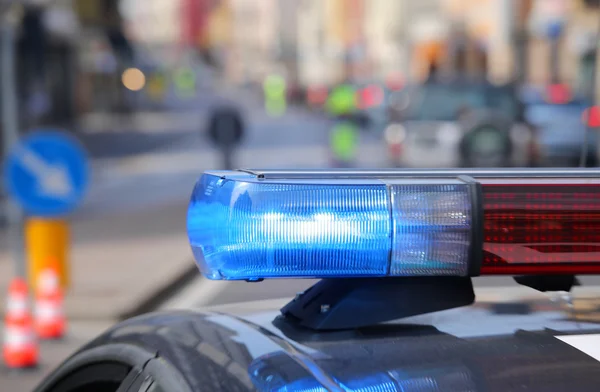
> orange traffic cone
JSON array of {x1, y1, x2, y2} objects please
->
[
  {"x1": 3, "y1": 278, "x2": 38, "y2": 369},
  {"x1": 34, "y1": 262, "x2": 66, "y2": 340}
]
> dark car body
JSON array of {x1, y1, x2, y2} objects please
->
[
  {"x1": 391, "y1": 79, "x2": 523, "y2": 123},
  {"x1": 34, "y1": 290, "x2": 600, "y2": 392},
  {"x1": 385, "y1": 79, "x2": 534, "y2": 167},
  {"x1": 523, "y1": 98, "x2": 599, "y2": 167}
]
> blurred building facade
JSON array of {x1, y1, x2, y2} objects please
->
[
  {"x1": 277, "y1": 0, "x2": 301, "y2": 89},
  {"x1": 438, "y1": 0, "x2": 600, "y2": 97},
  {"x1": 66, "y1": 0, "x2": 600, "y2": 102},
  {"x1": 226, "y1": 0, "x2": 279, "y2": 84},
  {"x1": 73, "y1": 0, "x2": 135, "y2": 113},
  {"x1": 296, "y1": 0, "x2": 340, "y2": 88},
  {"x1": 216, "y1": 0, "x2": 600, "y2": 99},
  {"x1": 123, "y1": 0, "x2": 181, "y2": 46},
  {"x1": 7, "y1": 0, "x2": 600, "y2": 123},
  {"x1": 565, "y1": 0, "x2": 600, "y2": 100},
  {"x1": 442, "y1": 0, "x2": 511, "y2": 81},
  {"x1": 12, "y1": 0, "x2": 81, "y2": 127},
  {"x1": 362, "y1": 0, "x2": 405, "y2": 82}
]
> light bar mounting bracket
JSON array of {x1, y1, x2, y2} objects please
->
[{"x1": 279, "y1": 277, "x2": 475, "y2": 331}]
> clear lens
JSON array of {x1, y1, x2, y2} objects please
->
[{"x1": 390, "y1": 184, "x2": 472, "y2": 276}]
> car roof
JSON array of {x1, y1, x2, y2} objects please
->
[
  {"x1": 526, "y1": 98, "x2": 590, "y2": 107},
  {"x1": 412, "y1": 75, "x2": 516, "y2": 89},
  {"x1": 187, "y1": 286, "x2": 600, "y2": 391}
]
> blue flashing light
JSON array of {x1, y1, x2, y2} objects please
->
[
  {"x1": 250, "y1": 372, "x2": 403, "y2": 392},
  {"x1": 248, "y1": 353, "x2": 399, "y2": 392},
  {"x1": 187, "y1": 172, "x2": 473, "y2": 280},
  {"x1": 341, "y1": 373, "x2": 400, "y2": 391},
  {"x1": 251, "y1": 376, "x2": 326, "y2": 392},
  {"x1": 247, "y1": 351, "x2": 328, "y2": 392}
]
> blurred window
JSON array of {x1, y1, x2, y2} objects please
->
[
  {"x1": 403, "y1": 84, "x2": 518, "y2": 121},
  {"x1": 406, "y1": 85, "x2": 484, "y2": 121},
  {"x1": 488, "y1": 87, "x2": 520, "y2": 120},
  {"x1": 525, "y1": 102, "x2": 587, "y2": 126}
]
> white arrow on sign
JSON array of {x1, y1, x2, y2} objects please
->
[{"x1": 16, "y1": 147, "x2": 75, "y2": 200}]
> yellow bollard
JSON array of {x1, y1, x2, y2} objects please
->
[{"x1": 25, "y1": 218, "x2": 70, "y2": 293}]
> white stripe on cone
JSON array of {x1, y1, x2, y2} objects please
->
[
  {"x1": 38, "y1": 270, "x2": 59, "y2": 294},
  {"x1": 6, "y1": 298, "x2": 28, "y2": 315},
  {"x1": 35, "y1": 300, "x2": 63, "y2": 320},
  {"x1": 3, "y1": 326, "x2": 35, "y2": 347}
]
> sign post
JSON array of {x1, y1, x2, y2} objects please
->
[
  {"x1": 1, "y1": 6, "x2": 26, "y2": 282},
  {"x1": 3, "y1": 131, "x2": 90, "y2": 292}
]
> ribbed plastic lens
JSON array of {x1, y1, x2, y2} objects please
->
[
  {"x1": 187, "y1": 174, "x2": 391, "y2": 279},
  {"x1": 390, "y1": 184, "x2": 472, "y2": 276},
  {"x1": 480, "y1": 180, "x2": 600, "y2": 275},
  {"x1": 187, "y1": 173, "x2": 473, "y2": 280}
]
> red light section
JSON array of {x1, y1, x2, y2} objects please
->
[{"x1": 480, "y1": 180, "x2": 600, "y2": 275}]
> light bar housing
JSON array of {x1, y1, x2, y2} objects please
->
[{"x1": 187, "y1": 169, "x2": 600, "y2": 281}]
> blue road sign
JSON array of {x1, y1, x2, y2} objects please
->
[{"x1": 3, "y1": 131, "x2": 90, "y2": 217}]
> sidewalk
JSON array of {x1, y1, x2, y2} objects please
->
[{"x1": 0, "y1": 199, "x2": 195, "y2": 322}]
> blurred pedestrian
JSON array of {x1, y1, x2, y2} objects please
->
[
  {"x1": 329, "y1": 121, "x2": 358, "y2": 168},
  {"x1": 263, "y1": 74, "x2": 287, "y2": 117},
  {"x1": 207, "y1": 105, "x2": 245, "y2": 170},
  {"x1": 326, "y1": 83, "x2": 357, "y2": 118},
  {"x1": 326, "y1": 83, "x2": 359, "y2": 167}
]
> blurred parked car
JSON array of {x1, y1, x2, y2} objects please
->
[
  {"x1": 523, "y1": 96, "x2": 599, "y2": 167},
  {"x1": 385, "y1": 78, "x2": 536, "y2": 168}
]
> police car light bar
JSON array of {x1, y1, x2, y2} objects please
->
[{"x1": 187, "y1": 169, "x2": 600, "y2": 281}]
